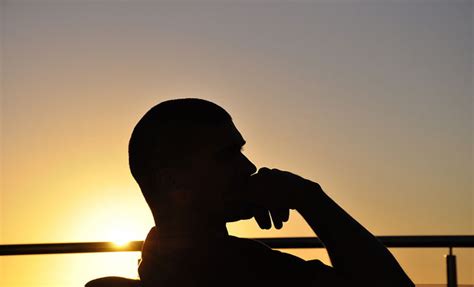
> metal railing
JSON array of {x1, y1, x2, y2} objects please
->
[{"x1": 1, "y1": 235, "x2": 473, "y2": 287}]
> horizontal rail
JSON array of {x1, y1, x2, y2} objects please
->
[
  {"x1": 258, "y1": 235, "x2": 474, "y2": 249},
  {"x1": 0, "y1": 235, "x2": 473, "y2": 256}
]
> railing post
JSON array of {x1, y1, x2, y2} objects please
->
[{"x1": 446, "y1": 247, "x2": 457, "y2": 287}]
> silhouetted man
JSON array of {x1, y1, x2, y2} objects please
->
[{"x1": 128, "y1": 98, "x2": 414, "y2": 287}]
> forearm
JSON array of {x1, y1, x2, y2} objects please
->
[{"x1": 297, "y1": 184, "x2": 414, "y2": 286}]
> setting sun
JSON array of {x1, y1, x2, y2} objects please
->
[
  {"x1": 102, "y1": 225, "x2": 144, "y2": 249},
  {"x1": 107, "y1": 229, "x2": 136, "y2": 248},
  {"x1": 112, "y1": 239, "x2": 130, "y2": 247}
]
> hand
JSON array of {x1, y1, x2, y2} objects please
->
[
  {"x1": 252, "y1": 205, "x2": 289, "y2": 230},
  {"x1": 247, "y1": 167, "x2": 321, "y2": 229},
  {"x1": 223, "y1": 202, "x2": 289, "y2": 230}
]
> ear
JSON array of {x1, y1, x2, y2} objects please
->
[
  {"x1": 161, "y1": 167, "x2": 174, "y2": 185},
  {"x1": 152, "y1": 167, "x2": 177, "y2": 190},
  {"x1": 154, "y1": 167, "x2": 193, "y2": 205},
  {"x1": 168, "y1": 188, "x2": 193, "y2": 206}
]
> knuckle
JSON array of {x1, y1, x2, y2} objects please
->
[{"x1": 313, "y1": 182, "x2": 322, "y2": 190}]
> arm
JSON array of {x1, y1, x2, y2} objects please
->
[
  {"x1": 249, "y1": 167, "x2": 414, "y2": 287},
  {"x1": 297, "y1": 183, "x2": 414, "y2": 286}
]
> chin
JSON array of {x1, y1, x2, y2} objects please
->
[{"x1": 223, "y1": 201, "x2": 254, "y2": 223}]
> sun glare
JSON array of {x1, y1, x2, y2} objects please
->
[
  {"x1": 109, "y1": 229, "x2": 134, "y2": 247},
  {"x1": 113, "y1": 239, "x2": 131, "y2": 247}
]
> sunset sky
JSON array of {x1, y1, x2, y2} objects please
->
[{"x1": 1, "y1": 0, "x2": 472, "y2": 286}]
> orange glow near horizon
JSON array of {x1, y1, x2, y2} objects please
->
[{"x1": 2, "y1": 1, "x2": 472, "y2": 286}]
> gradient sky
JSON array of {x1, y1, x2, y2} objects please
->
[{"x1": 1, "y1": 0, "x2": 472, "y2": 286}]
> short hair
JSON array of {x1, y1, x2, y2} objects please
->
[{"x1": 128, "y1": 98, "x2": 232, "y2": 204}]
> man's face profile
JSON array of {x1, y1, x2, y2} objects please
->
[{"x1": 155, "y1": 120, "x2": 257, "y2": 223}]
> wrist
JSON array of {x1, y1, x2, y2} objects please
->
[{"x1": 294, "y1": 181, "x2": 323, "y2": 210}]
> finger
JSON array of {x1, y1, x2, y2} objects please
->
[
  {"x1": 253, "y1": 208, "x2": 272, "y2": 230},
  {"x1": 270, "y1": 209, "x2": 283, "y2": 230},
  {"x1": 280, "y1": 208, "x2": 290, "y2": 222},
  {"x1": 250, "y1": 168, "x2": 270, "y2": 186},
  {"x1": 249, "y1": 168, "x2": 277, "y2": 199},
  {"x1": 270, "y1": 208, "x2": 290, "y2": 229}
]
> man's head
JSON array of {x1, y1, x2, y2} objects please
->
[{"x1": 128, "y1": 98, "x2": 257, "y2": 223}]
